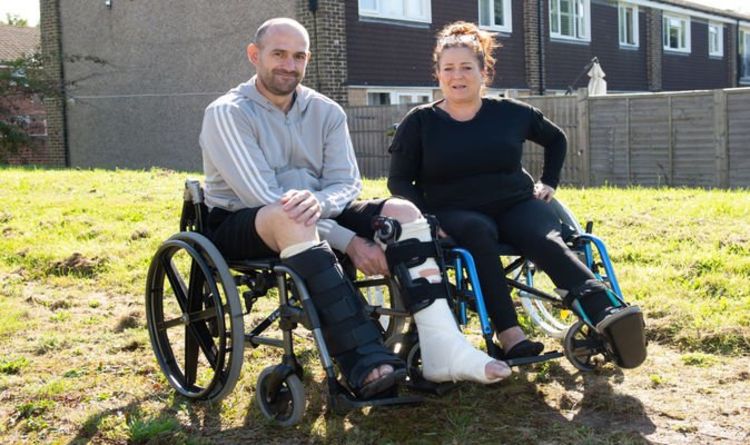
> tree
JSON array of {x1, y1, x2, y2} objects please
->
[
  {"x1": 1, "y1": 49, "x2": 108, "y2": 162},
  {"x1": 4, "y1": 14, "x2": 29, "y2": 27},
  {"x1": 0, "y1": 51, "x2": 51, "y2": 161}
]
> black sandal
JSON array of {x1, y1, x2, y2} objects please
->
[
  {"x1": 355, "y1": 367, "x2": 408, "y2": 399},
  {"x1": 492, "y1": 339, "x2": 544, "y2": 360}
]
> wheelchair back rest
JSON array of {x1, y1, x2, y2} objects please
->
[
  {"x1": 180, "y1": 179, "x2": 209, "y2": 234},
  {"x1": 548, "y1": 198, "x2": 585, "y2": 236}
]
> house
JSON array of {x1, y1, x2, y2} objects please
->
[
  {"x1": 343, "y1": 0, "x2": 750, "y2": 104},
  {"x1": 39, "y1": 0, "x2": 750, "y2": 170},
  {"x1": 0, "y1": 23, "x2": 50, "y2": 164}
]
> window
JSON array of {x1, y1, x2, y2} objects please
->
[
  {"x1": 358, "y1": 0, "x2": 431, "y2": 23},
  {"x1": 549, "y1": 0, "x2": 591, "y2": 42},
  {"x1": 479, "y1": 0, "x2": 512, "y2": 33},
  {"x1": 708, "y1": 23, "x2": 723, "y2": 57},
  {"x1": 366, "y1": 89, "x2": 432, "y2": 105},
  {"x1": 741, "y1": 29, "x2": 750, "y2": 81},
  {"x1": 618, "y1": 3, "x2": 638, "y2": 47},
  {"x1": 662, "y1": 14, "x2": 690, "y2": 53}
]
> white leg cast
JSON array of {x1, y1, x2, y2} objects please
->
[{"x1": 389, "y1": 218, "x2": 511, "y2": 384}]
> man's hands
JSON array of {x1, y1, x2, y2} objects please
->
[
  {"x1": 533, "y1": 182, "x2": 556, "y2": 203},
  {"x1": 280, "y1": 189, "x2": 322, "y2": 226},
  {"x1": 346, "y1": 236, "x2": 389, "y2": 277}
]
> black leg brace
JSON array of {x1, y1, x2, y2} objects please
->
[
  {"x1": 564, "y1": 279, "x2": 647, "y2": 368},
  {"x1": 282, "y1": 243, "x2": 404, "y2": 394},
  {"x1": 373, "y1": 216, "x2": 451, "y2": 313},
  {"x1": 563, "y1": 279, "x2": 613, "y2": 325}
]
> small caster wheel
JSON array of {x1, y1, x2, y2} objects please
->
[
  {"x1": 563, "y1": 320, "x2": 603, "y2": 372},
  {"x1": 256, "y1": 365, "x2": 305, "y2": 426},
  {"x1": 406, "y1": 342, "x2": 423, "y2": 380}
]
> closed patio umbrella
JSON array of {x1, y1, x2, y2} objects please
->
[{"x1": 587, "y1": 60, "x2": 607, "y2": 96}]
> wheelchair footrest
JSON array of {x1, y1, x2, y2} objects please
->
[
  {"x1": 405, "y1": 375, "x2": 456, "y2": 396},
  {"x1": 505, "y1": 351, "x2": 563, "y2": 368},
  {"x1": 330, "y1": 392, "x2": 423, "y2": 415}
]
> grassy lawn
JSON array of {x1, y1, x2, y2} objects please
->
[{"x1": 1, "y1": 167, "x2": 749, "y2": 444}]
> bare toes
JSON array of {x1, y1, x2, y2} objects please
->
[{"x1": 363, "y1": 367, "x2": 381, "y2": 385}]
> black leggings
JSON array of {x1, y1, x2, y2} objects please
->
[{"x1": 434, "y1": 198, "x2": 595, "y2": 332}]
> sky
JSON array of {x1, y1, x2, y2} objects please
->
[{"x1": 0, "y1": 0, "x2": 749, "y2": 27}]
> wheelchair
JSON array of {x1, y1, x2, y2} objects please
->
[
  {"x1": 379, "y1": 200, "x2": 646, "y2": 382},
  {"x1": 144, "y1": 180, "x2": 418, "y2": 427},
  {"x1": 145, "y1": 180, "x2": 645, "y2": 426}
]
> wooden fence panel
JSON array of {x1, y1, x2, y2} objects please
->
[
  {"x1": 523, "y1": 96, "x2": 583, "y2": 186},
  {"x1": 670, "y1": 93, "x2": 717, "y2": 187},
  {"x1": 728, "y1": 89, "x2": 750, "y2": 188},
  {"x1": 345, "y1": 104, "x2": 412, "y2": 179},
  {"x1": 629, "y1": 96, "x2": 671, "y2": 186},
  {"x1": 589, "y1": 98, "x2": 629, "y2": 186},
  {"x1": 344, "y1": 87, "x2": 750, "y2": 188}
]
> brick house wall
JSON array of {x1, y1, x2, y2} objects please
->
[
  {"x1": 544, "y1": 1, "x2": 648, "y2": 92},
  {"x1": 37, "y1": 0, "x2": 67, "y2": 166},
  {"x1": 345, "y1": 0, "x2": 528, "y2": 94},
  {"x1": 297, "y1": 0, "x2": 349, "y2": 104},
  {"x1": 662, "y1": 19, "x2": 732, "y2": 91}
]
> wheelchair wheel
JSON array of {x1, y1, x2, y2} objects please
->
[
  {"x1": 145, "y1": 232, "x2": 245, "y2": 401},
  {"x1": 384, "y1": 330, "x2": 418, "y2": 363},
  {"x1": 563, "y1": 320, "x2": 603, "y2": 372},
  {"x1": 517, "y1": 262, "x2": 575, "y2": 339},
  {"x1": 361, "y1": 276, "x2": 408, "y2": 339},
  {"x1": 256, "y1": 365, "x2": 305, "y2": 427},
  {"x1": 405, "y1": 342, "x2": 423, "y2": 381}
]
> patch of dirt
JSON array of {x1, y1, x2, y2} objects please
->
[
  {"x1": 537, "y1": 342, "x2": 750, "y2": 444},
  {"x1": 114, "y1": 310, "x2": 142, "y2": 332},
  {"x1": 48, "y1": 253, "x2": 106, "y2": 277},
  {"x1": 129, "y1": 228, "x2": 151, "y2": 240}
]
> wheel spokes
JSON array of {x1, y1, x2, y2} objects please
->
[{"x1": 161, "y1": 256, "x2": 189, "y2": 312}]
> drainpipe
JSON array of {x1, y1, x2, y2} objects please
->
[
  {"x1": 57, "y1": 0, "x2": 70, "y2": 166},
  {"x1": 538, "y1": 0, "x2": 546, "y2": 95},
  {"x1": 309, "y1": 0, "x2": 321, "y2": 91},
  {"x1": 737, "y1": 19, "x2": 742, "y2": 86}
]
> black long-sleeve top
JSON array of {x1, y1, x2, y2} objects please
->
[{"x1": 387, "y1": 97, "x2": 567, "y2": 212}]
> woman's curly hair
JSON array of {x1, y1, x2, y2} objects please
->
[{"x1": 433, "y1": 21, "x2": 500, "y2": 85}]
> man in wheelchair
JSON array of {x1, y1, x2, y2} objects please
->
[{"x1": 198, "y1": 18, "x2": 510, "y2": 399}]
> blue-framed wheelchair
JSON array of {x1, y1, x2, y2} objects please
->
[
  {"x1": 441, "y1": 199, "x2": 644, "y2": 372},
  {"x1": 371, "y1": 199, "x2": 645, "y2": 388},
  {"x1": 145, "y1": 180, "x2": 645, "y2": 426}
]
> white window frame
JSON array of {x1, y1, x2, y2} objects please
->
[
  {"x1": 708, "y1": 22, "x2": 723, "y2": 58},
  {"x1": 478, "y1": 0, "x2": 512, "y2": 33},
  {"x1": 366, "y1": 88, "x2": 433, "y2": 105},
  {"x1": 741, "y1": 28, "x2": 750, "y2": 83},
  {"x1": 618, "y1": 3, "x2": 639, "y2": 48},
  {"x1": 358, "y1": 0, "x2": 431, "y2": 24},
  {"x1": 549, "y1": 0, "x2": 591, "y2": 42},
  {"x1": 662, "y1": 13, "x2": 691, "y2": 53}
]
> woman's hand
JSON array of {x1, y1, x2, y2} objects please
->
[{"x1": 533, "y1": 182, "x2": 556, "y2": 203}]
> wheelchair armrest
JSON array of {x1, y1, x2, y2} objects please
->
[{"x1": 438, "y1": 237, "x2": 458, "y2": 248}]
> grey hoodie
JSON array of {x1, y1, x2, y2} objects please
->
[{"x1": 200, "y1": 76, "x2": 362, "y2": 252}]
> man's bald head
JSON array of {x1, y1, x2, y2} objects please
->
[{"x1": 254, "y1": 18, "x2": 310, "y2": 51}]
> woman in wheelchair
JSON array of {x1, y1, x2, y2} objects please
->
[{"x1": 388, "y1": 21, "x2": 646, "y2": 367}]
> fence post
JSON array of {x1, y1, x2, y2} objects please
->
[
  {"x1": 625, "y1": 97, "x2": 631, "y2": 185},
  {"x1": 576, "y1": 88, "x2": 590, "y2": 186},
  {"x1": 667, "y1": 96, "x2": 673, "y2": 186},
  {"x1": 713, "y1": 89, "x2": 729, "y2": 188}
]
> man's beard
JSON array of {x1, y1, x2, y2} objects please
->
[{"x1": 259, "y1": 69, "x2": 302, "y2": 96}]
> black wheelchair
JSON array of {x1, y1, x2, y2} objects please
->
[
  {"x1": 144, "y1": 180, "x2": 417, "y2": 426},
  {"x1": 145, "y1": 180, "x2": 646, "y2": 426}
]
